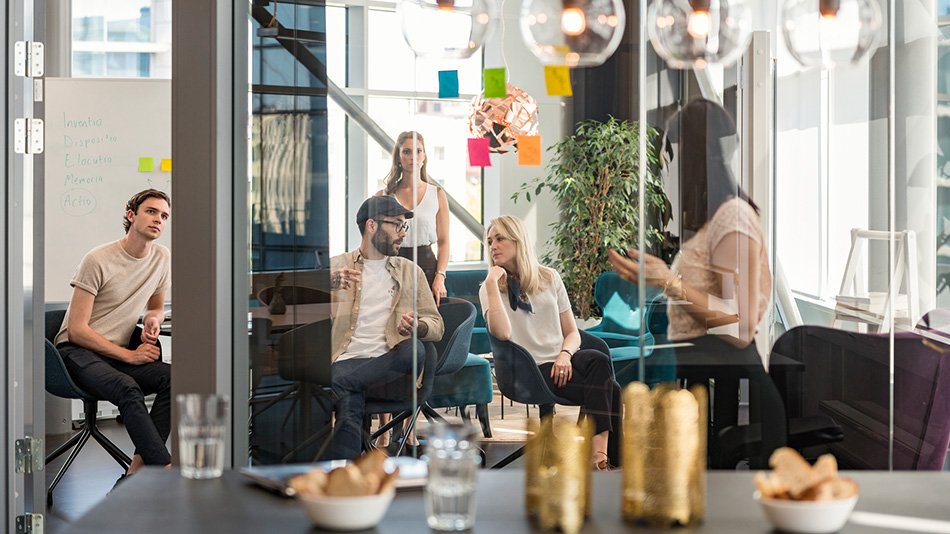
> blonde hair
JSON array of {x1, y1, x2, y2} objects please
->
[
  {"x1": 383, "y1": 131, "x2": 431, "y2": 195},
  {"x1": 485, "y1": 215, "x2": 554, "y2": 295}
]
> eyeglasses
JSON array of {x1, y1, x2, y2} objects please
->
[{"x1": 377, "y1": 219, "x2": 410, "y2": 233}]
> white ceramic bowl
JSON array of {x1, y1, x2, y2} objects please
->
[
  {"x1": 298, "y1": 489, "x2": 396, "y2": 531},
  {"x1": 754, "y1": 491, "x2": 858, "y2": 534}
]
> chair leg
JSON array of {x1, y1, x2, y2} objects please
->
[
  {"x1": 394, "y1": 406, "x2": 424, "y2": 457},
  {"x1": 47, "y1": 427, "x2": 93, "y2": 499},
  {"x1": 490, "y1": 444, "x2": 525, "y2": 469},
  {"x1": 421, "y1": 404, "x2": 447, "y2": 425},
  {"x1": 89, "y1": 424, "x2": 132, "y2": 469},
  {"x1": 475, "y1": 404, "x2": 492, "y2": 438},
  {"x1": 45, "y1": 430, "x2": 85, "y2": 465}
]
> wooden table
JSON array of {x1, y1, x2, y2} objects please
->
[{"x1": 63, "y1": 469, "x2": 950, "y2": 533}]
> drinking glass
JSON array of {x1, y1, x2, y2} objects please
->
[
  {"x1": 423, "y1": 422, "x2": 481, "y2": 531},
  {"x1": 177, "y1": 393, "x2": 229, "y2": 479}
]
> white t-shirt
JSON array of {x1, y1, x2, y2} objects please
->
[
  {"x1": 478, "y1": 269, "x2": 572, "y2": 364},
  {"x1": 337, "y1": 259, "x2": 397, "y2": 361}
]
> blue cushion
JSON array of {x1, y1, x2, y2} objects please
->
[{"x1": 428, "y1": 354, "x2": 493, "y2": 408}]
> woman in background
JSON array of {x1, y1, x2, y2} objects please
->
[
  {"x1": 377, "y1": 131, "x2": 450, "y2": 305},
  {"x1": 375, "y1": 131, "x2": 450, "y2": 448},
  {"x1": 480, "y1": 215, "x2": 620, "y2": 470},
  {"x1": 608, "y1": 98, "x2": 785, "y2": 466}
]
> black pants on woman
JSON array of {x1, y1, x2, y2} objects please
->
[
  {"x1": 537, "y1": 349, "x2": 621, "y2": 438},
  {"x1": 678, "y1": 335, "x2": 786, "y2": 468},
  {"x1": 398, "y1": 245, "x2": 437, "y2": 289}
]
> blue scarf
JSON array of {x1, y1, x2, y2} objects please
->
[{"x1": 507, "y1": 275, "x2": 533, "y2": 313}]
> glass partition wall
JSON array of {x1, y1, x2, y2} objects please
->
[{"x1": 240, "y1": 0, "x2": 949, "y2": 472}]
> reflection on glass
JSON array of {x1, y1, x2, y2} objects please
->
[
  {"x1": 248, "y1": 3, "x2": 332, "y2": 464},
  {"x1": 610, "y1": 99, "x2": 783, "y2": 468}
]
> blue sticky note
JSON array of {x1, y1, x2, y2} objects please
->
[{"x1": 438, "y1": 70, "x2": 459, "y2": 98}]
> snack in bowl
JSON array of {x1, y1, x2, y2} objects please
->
[
  {"x1": 754, "y1": 448, "x2": 859, "y2": 534},
  {"x1": 291, "y1": 450, "x2": 399, "y2": 531}
]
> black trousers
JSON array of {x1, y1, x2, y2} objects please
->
[
  {"x1": 398, "y1": 245, "x2": 437, "y2": 289},
  {"x1": 678, "y1": 335, "x2": 786, "y2": 468},
  {"x1": 537, "y1": 349, "x2": 621, "y2": 437},
  {"x1": 58, "y1": 329, "x2": 171, "y2": 466}
]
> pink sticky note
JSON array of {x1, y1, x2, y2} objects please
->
[{"x1": 468, "y1": 138, "x2": 491, "y2": 167}]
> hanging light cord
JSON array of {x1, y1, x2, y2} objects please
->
[{"x1": 500, "y1": 0, "x2": 510, "y2": 82}]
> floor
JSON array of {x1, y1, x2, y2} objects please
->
[{"x1": 44, "y1": 390, "x2": 548, "y2": 532}]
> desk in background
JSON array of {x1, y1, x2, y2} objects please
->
[
  {"x1": 63, "y1": 468, "x2": 950, "y2": 533},
  {"x1": 250, "y1": 303, "x2": 332, "y2": 331}
]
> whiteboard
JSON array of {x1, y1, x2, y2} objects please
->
[{"x1": 44, "y1": 78, "x2": 172, "y2": 303}]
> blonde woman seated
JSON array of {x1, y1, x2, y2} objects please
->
[{"x1": 479, "y1": 215, "x2": 621, "y2": 470}]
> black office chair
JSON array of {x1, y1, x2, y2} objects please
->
[
  {"x1": 268, "y1": 319, "x2": 337, "y2": 463},
  {"x1": 712, "y1": 327, "x2": 844, "y2": 469},
  {"x1": 44, "y1": 309, "x2": 132, "y2": 505},
  {"x1": 488, "y1": 330, "x2": 614, "y2": 468},
  {"x1": 362, "y1": 340, "x2": 439, "y2": 457},
  {"x1": 423, "y1": 299, "x2": 492, "y2": 437}
]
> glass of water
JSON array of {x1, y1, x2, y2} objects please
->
[
  {"x1": 423, "y1": 422, "x2": 481, "y2": 531},
  {"x1": 176, "y1": 393, "x2": 229, "y2": 479}
]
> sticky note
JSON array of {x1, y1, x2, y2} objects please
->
[
  {"x1": 138, "y1": 157, "x2": 154, "y2": 172},
  {"x1": 160, "y1": 158, "x2": 172, "y2": 172},
  {"x1": 483, "y1": 68, "x2": 507, "y2": 98},
  {"x1": 517, "y1": 135, "x2": 542, "y2": 166},
  {"x1": 468, "y1": 138, "x2": 491, "y2": 167},
  {"x1": 544, "y1": 65, "x2": 573, "y2": 97},
  {"x1": 438, "y1": 70, "x2": 459, "y2": 98}
]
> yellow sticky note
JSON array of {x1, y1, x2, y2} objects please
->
[
  {"x1": 544, "y1": 65, "x2": 573, "y2": 97},
  {"x1": 138, "y1": 157, "x2": 154, "y2": 172},
  {"x1": 161, "y1": 158, "x2": 172, "y2": 172},
  {"x1": 517, "y1": 135, "x2": 542, "y2": 166}
]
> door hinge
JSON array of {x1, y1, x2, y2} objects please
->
[
  {"x1": 15, "y1": 513, "x2": 43, "y2": 534},
  {"x1": 13, "y1": 118, "x2": 45, "y2": 155},
  {"x1": 14, "y1": 41, "x2": 44, "y2": 78},
  {"x1": 15, "y1": 437, "x2": 44, "y2": 474}
]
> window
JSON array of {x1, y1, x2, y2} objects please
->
[
  {"x1": 326, "y1": 1, "x2": 485, "y2": 262},
  {"x1": 71, "y1": 0, "x2": 171, "y2": 78}
]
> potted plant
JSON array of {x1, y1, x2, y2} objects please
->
[{"x1": 513, "y1": 116, "x2": 671, "y2": 320}]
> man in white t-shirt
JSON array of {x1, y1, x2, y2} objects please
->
[
  {"x1": 329, "y1": 196, "x2": 444, "y2": 459},
  {"x1": 55, "y1": 189, "x2": 172, "y2": 477}
]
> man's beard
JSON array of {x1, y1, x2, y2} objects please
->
[{"x1": 371, "y1": 231, "x2": 400, "y2": 256}]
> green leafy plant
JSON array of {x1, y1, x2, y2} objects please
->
[{"x1": 513, "y1": 117, "x2": 671, "y2": 319}]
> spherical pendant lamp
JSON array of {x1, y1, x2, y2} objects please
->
[
  {"x1": 399, "y1": 0, "x2": 497, "y2": 59},
  {"x1": 648, "y1": 0, "x2": 753, "y2": 69},
  {"x1": 520, "y1": 0, "x2": 626, "y2": 67},
  {"x1": 782, "y1": 0, "x2": 882, "y2": 69}
]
